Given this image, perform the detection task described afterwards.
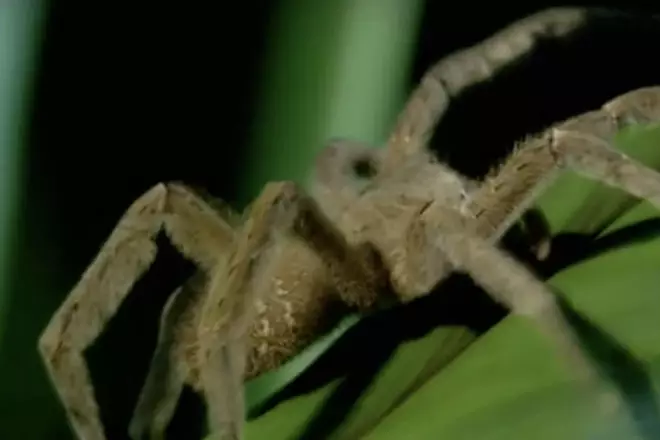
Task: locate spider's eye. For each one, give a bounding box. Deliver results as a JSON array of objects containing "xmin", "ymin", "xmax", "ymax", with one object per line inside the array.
[{"xmin": 352, "ymin": 157, "xmax": 377, "ymax": 180}]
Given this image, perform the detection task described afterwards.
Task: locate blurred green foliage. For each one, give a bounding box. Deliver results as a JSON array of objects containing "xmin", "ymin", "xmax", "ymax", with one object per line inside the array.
[
  {"xmin": 0, "ymin": 1, "xmax": 44, "ymax": 348},
  {"xmin": 238, "ymin": 0, "xmax": 425, "ymax": 203},
  {"xmin": 0, "ymin": 2, "xmax": 52, "ymax": 438}
]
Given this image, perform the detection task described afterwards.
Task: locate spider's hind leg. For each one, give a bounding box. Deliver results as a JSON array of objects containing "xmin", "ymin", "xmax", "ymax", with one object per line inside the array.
[{"xmin": 129, "ymin": 271, "xmax": 210, "ymax": 440}]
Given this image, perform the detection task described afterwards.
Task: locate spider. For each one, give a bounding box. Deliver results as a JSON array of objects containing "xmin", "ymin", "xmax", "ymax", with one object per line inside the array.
[{"xmin": 38, "ymin": 7, "xmax": 660, "ymax": 440}]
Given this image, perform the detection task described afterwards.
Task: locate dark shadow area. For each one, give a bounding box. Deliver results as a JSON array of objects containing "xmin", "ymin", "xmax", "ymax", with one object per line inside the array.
[
  {"xmin": 543, "ymin": 218, "xmax": 660, "ymax": 277},
  {"xmin": 558, "ymin": 295, "xmax": 660, "ymax": 440},
  {"xmin": 291, "ymin": 324, "xmax": 400, "ymax": 440},
  {"xmin": 167, "ymin": 386, "xmax": 206, "ymax": 440}
]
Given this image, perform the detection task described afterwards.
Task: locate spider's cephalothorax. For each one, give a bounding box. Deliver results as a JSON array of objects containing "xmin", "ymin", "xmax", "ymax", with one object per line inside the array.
[
  {"xmin": 312, "ymin": 140, "xmax": 475, "ymax": 299},
  {"xmin": 38, "ymin": 7, "xmax": 660, "ymax": 440}
]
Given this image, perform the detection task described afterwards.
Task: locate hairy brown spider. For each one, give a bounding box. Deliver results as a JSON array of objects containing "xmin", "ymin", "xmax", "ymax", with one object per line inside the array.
[{"xmin": 38, "ymin": 7, "xmax": 660, "ymax": 440}]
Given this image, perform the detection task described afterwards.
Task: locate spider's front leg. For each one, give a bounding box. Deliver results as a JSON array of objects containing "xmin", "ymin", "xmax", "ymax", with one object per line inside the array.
[
  {"xmin": 38, "ymin": 183, "xmax": 237, "ymax": 440},
  {"xmin": 381, "ymin": 7, "xmax": 588, "ymax": 173},
  {"xmin": 196, "ymin": 181, "xmax": 386, "ymax": 440},
  {"xmin": 450, "ymin": 86, "xmax": 660, "ymax": 411},
  {"xmin": 469, "ymin": 87, "xmax": 660, "ymax": 239}
]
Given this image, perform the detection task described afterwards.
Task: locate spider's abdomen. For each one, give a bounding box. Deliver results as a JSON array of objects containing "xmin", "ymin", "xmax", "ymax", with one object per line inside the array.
[{"xmin": 243, "ymin": 239, "xmax": 344, "ymax": 379}]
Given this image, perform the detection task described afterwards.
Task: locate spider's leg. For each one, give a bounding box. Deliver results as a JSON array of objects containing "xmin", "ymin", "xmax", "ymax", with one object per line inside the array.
[
  {"xmin": 129, "ymin": 271, "xmax": 209, "ymax": 440},
  {"xmin": 38, "ymin": 183, "xmax": 236, "ymax": 440},
  {"xmin": 389, "ymin": 87, "xmax": 660, "ymax": 417},
  {"xmin": 381, "ymin": 7, "xmax": 588, "ymax": 173},
  {"xmin": 407, "ymin": 86, "xmax": 659, "ymax": 419},
  {"xmin": 196, "ymin": 181, "xmax": 385, "ymax": 439},
  {"xmin": 426, "ymin": 228, "xmax": 622, "ymax": 414},
  {"xmin": 466, "ymin": 87, "xmax": 660, "ymax": 241}
]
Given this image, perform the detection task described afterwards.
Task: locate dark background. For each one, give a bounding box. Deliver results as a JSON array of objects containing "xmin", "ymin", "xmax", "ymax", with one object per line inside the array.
[{"xmin": 1, "ymin": 1, "xmax": 660, "ymax": 439}]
